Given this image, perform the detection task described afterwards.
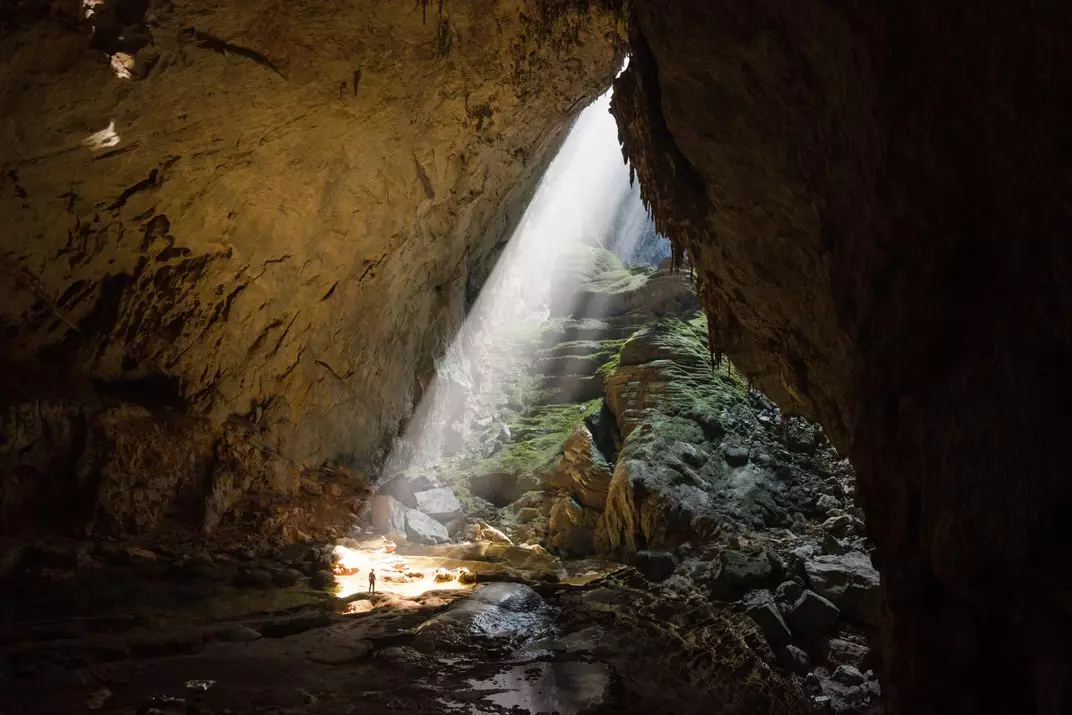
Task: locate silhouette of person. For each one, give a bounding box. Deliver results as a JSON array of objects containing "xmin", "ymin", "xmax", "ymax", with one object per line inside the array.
[{"xmin": 368, "ymin": 569, "xmax": 376, "ymax": 594}]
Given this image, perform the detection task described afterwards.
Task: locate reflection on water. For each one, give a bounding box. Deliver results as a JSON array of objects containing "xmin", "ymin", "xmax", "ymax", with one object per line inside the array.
[{"xmin": 467, "ymin": 661, "xmax": 610, "ymax": 715}]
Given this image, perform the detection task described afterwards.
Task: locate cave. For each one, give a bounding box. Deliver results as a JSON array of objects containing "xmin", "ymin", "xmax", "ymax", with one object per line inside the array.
[{"xmin": 1, "ymin": 1, "xmax": 1070, "ymax": 714}]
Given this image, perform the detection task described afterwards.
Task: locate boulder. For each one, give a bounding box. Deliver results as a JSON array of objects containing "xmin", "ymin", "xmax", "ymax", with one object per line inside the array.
[
  {"xmin": 718, "ymin": 550, "xmax": 777, "ymax": 589},
  {"xmin": 744, "ymin": 590, "xmax": 792, "ymax": 647},
  {"xmin": 461, "ymin": 520, "xmax": 513, "ymax": 544},
  {"xmin": 546, "ymin": 424, "xmax": 614, "ymax": 510},
  {"xmin": 774, "ymin": 579, "xmax": 803, "ymax": 609},
  {"xmin": 413, "ymin": 583, "xmax": 550, "ymax": 649},
  {"xmin": 804, "ymin": 552, "xmax": 882, "ymax": 627},
  {"xmin": 509, "ymin": 490, "xmax": 554, "ymax": 515},
  {"xmin": 634, "ymin": 550, "xmax": 677, "ymax": 582},
  {"xmin": 517, "ymin": 507, "xmax": 542, "ymax": 523},
  {"xmin": 826, "ymin": 637, "xmax": 873, "ymax": 671},
  {"xmin": 722, "ymin": 444, "xmax": 750, "ymax": 466},
  {"xmin": 786, "ymin": 589, "xmax": 840, "ymax": 639},
  {"xmin": 547, "ymin": 496, "xmax": 597, "ymax": 557},
  {"xmin": 376, "ymin": 474, "xmax": 418, "ymax": 507},
  {"xmin": 776, "ymin": 644, "xmax": 812, "ymax": 676},
  {"xmin": 370, "ymin": 494, "xmax": 407, "ymax": 534},
  {"xmin": 595, "ymin": 454, "xmax": 720, "ymax": 559},
  {"xmin": 815, "ymin": 494, "xmax": 841, "ymax": 514},
  {"xmin": 821, "ymin": 514, "xmax": 861, "ymax": 537},
  {"xmin": 831, "ymin": 664, "xmax": 866, "ymax": 686},
  {"xmin": 404, "ymin": 508, "xmax": 450, "ymax": 544},
  {"xmin": 414, "ymin": 487, "xmax": 463, "ymax": 522}
]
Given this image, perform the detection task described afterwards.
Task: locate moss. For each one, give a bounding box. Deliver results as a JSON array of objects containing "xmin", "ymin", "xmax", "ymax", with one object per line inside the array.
[{"xmin": 441, "ymin": 399, "xmax": 602, "ymax": 492}]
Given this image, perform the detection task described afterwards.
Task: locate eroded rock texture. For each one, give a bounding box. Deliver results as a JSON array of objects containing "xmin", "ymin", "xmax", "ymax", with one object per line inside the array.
[
  {"xmin": 0, "ymin": 0, "xmax": 622, "ymax": 531},
  {"xmin": 614, "ymin": 2, "xmax": 1072, "ymax": 713}
]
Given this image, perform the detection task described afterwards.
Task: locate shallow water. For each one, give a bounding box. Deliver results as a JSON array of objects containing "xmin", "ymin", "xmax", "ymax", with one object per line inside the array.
[{"xmin": 466, "ymin": 660, "xmax": 610, "ymax": 715}]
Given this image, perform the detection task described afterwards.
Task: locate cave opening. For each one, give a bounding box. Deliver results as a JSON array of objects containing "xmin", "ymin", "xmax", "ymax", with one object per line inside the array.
[{"xmin": 10, "ymin": 0, "xmax": 1064, "ymax": 711}]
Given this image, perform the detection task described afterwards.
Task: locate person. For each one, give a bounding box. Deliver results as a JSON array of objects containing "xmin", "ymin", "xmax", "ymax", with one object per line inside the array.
[{"xmin": 368, "ymin": 569, "xmax": 376, "ymax": 594}]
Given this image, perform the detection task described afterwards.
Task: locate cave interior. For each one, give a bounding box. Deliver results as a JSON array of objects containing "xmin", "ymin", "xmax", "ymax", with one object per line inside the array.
[{"xmin": 1, "ymin": 1, "xmax": 1070, "ymax": 714}]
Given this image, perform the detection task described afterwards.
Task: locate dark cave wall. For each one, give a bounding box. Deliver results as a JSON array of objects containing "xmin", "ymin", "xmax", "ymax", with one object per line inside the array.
[
  {"xmin": 0, "ymin": 0, "xmax": 623, "ymax": 534},
  {"xmin": 614, "ymin": 1, "xmax": 1072, "ymax": 713}
]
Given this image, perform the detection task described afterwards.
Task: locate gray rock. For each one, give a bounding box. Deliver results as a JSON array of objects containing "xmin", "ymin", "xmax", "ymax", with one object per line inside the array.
[
  {"xmin": 774, "ymin": 579, "xmax": 804, "ymax": 608},
  {"xmin": 722, "ymin": 444, "xmax": 750, "ymax": 466},
  {"xmin": 370, "ymin": 494, "xmax": 407, "ymax": 534},
  {"xmin": 376, "ymin": 474, "xmax": 418, "ymax": 507},
  {"xmin": 822, "ymin": 514, "xmax": 859, "ymax": 537},
  {"xmin": 669, "ymin": 441, "xmax": 707, "ymax": 469},
  {"xmin": 413, "ymin": 583, "xmax": 550, "ymax": 649},
  {"xmin": 776, "ymin": 644, "xmax": 812, "ymax": 676},
  {"xmin": 719, "ymin": 549, "xmax": 775, "ymax": 589},
  {"xmin": 815, "ymin": 494, "xmax": 841, "ymax": 514},
  {"xmin": 826, "ymin": 637, "xmax": 872, "ymax": 670},
  {"xmin": 831, "ymin": 664, "xmax": 866, "ymax": 686},
  {"xmin": 787, "ymin": 589, "xmax": 840, "ymax": 638},
  {"xmin": 821, "ymin": 532, "xmax": 847, "ymax": 555},
  {"xmin": 744, "ymin": 590, "xmax": 792, "ymax": 647},
  {"xmin": 634, "ymin": 550, "xmax": 677, "ymax": 582},
  {"xmin": 405, "ymin": 508, "xmax": 450, "ymax": 544},
  {"xmin": 805, "ymin": 552, "xmax": 882, "ymax": 627},
  {"xmin": 414, "ymin": 487, "xmax": 463, "ymax": 522}
]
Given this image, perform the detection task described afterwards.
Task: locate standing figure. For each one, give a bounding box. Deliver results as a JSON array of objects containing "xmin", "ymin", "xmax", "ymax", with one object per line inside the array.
[{"xmin": 368, "ymin": 569, "xmax": 376, "ymax": 594}]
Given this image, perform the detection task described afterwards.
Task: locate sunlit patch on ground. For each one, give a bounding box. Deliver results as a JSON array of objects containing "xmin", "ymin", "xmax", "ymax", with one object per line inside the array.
[{"xmin": 331, "ymin": 543, "xmax": 476, "ymax": 600}]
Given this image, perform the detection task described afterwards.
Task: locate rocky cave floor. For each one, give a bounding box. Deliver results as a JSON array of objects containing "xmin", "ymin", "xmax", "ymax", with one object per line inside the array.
[
  {"xmin": 1, "ymin": 254, "xmax": 884, "ymax": 714},
  {"xmin": 0, "ymin": 533, "xmax": 873, "ymax": 715}
]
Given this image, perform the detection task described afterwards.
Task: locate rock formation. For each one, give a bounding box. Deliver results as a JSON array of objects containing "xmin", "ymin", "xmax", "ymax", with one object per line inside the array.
[
  {"xmin": 612, "ymin": 2, "xmax": 1072, "ymax": 713},
  {"xmin": 1, "ymin": 0, "xmax": 623, "ymax": 533},
  {"xmin": 2, "ymin": 1, "xmax": 1070, "ymax": 713}
]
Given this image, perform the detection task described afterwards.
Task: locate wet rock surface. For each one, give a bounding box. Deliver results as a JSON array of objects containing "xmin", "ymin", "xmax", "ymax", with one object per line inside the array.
[
  {"xmin": 369, "ymin": 247, "xmax": 883, "ymax": 713},
  {"xmin": 0, "ymin": 539, "xmax": 814, "ymax": 715}
]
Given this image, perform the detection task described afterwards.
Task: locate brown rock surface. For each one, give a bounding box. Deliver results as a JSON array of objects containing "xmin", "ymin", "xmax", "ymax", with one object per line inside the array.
[
  {"xmin": 614, "ymin": 2, "xmax": 1072, "ymax": 713},
  {"xmin": 0, "ymin": 0, "xmax": 623, "ymax": 472},
  {"xmin": 546, "ymin": 423, "xmax": 613, "ymax": 509},
  {"xmin": 0, "ymin": 0, "xmax": 623, "ymax": 534}
]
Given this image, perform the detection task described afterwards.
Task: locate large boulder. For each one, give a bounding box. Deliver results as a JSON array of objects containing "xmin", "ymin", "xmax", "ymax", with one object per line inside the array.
[
  {"xmin": 546, "ymin": 424, "xmax": 614, "ymax": 510},
  {"xmin": 414, "ymin": 487, "xmax": 463, "ymax": 523},
  {"xmin": 595, "ymin": 451, "xmax": 721, "ymax": 559},
  {"xmin": 413, "ymin": 583, "xmax": 550, "ymax": 650},
  {"xmin": 547, "ymin": 496, "xmax": 598, "ymax": 557},
  {"xmin": 404, "ymin": 508, "xmax": 449, "ymax": 545},
  {"xmin": 805, "ymin": 552, "xmax": 882, "ymax": 627},
  {"xmin": 370, "ymin": 494, "xmax": 407, "ymax": 534},
  {"xmin": 744, "ymin": 590, "xmax": 792, "ymax": 647},
  {"xmin": 634, "ymin": 550, "xmax": 678, "ymax": 582},
  {"xmin": 786, "ymin": 589, "xmax": 841, "ymax": 639}
]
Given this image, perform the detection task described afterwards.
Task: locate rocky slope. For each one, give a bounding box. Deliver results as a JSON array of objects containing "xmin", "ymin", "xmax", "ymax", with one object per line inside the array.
[
  {"xmin": 365, "ymin": 246, "xmax": 882, "ymax": 712},
  {"xmin": 0, "ymin": 0, "xmax": 623, "ymax": 534},
  {"xmin": 612, "ymin": 2, "xmax": 1072, "ymax": 713}
]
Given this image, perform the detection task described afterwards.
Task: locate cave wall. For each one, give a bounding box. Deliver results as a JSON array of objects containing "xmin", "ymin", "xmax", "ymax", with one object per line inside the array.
[
  {"xmin": 614, "ymin": 1, "xmax": 1072, "ymax": 713},
  {"xmin": 0, "ymin": 0, "xmax": 623, "ymax": 529}
]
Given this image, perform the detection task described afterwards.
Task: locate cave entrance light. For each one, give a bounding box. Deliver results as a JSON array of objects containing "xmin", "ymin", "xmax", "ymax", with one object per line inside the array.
[{"xmin": 384, "ymin": 82, "xmax": 660, "ymax": 484}]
